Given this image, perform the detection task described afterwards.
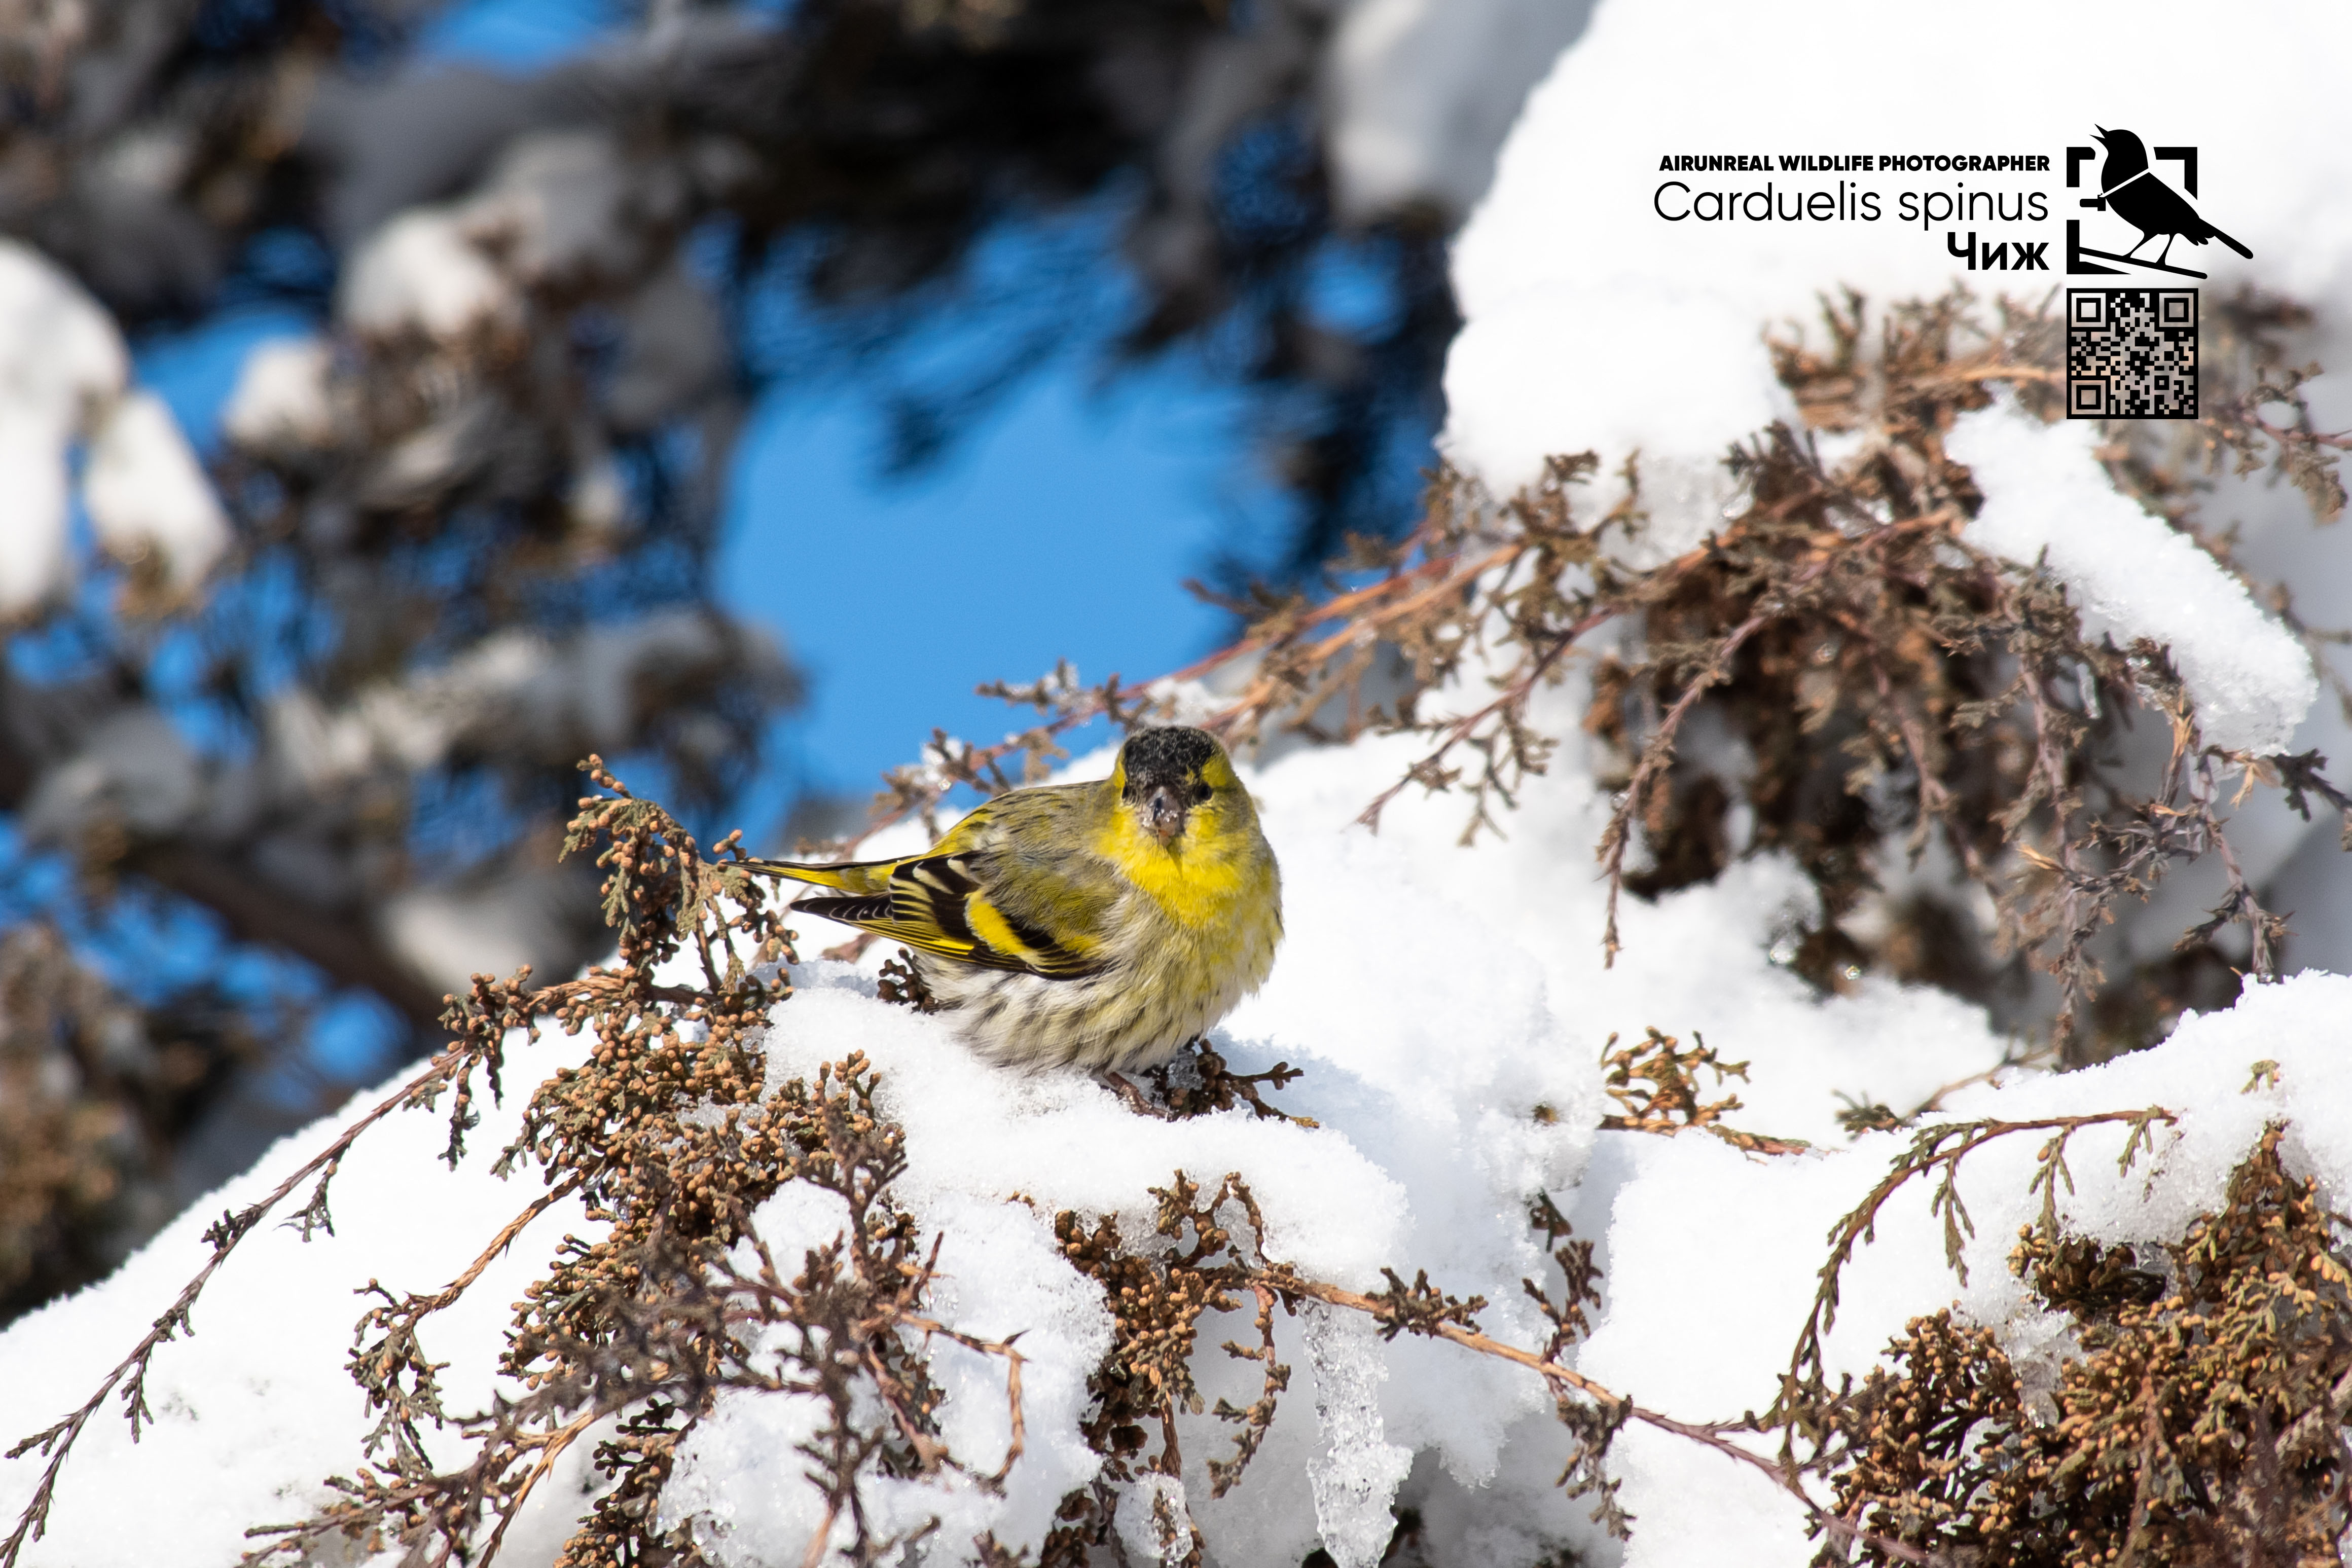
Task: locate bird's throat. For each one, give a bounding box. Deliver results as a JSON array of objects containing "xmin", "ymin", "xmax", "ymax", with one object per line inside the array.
[{"xmin": 1095, "ymin": 812, "xmax": 1250, "ymax": 927}]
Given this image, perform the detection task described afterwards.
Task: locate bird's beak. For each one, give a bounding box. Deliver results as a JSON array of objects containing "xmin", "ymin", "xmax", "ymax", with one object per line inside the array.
[
  {"xmin": 2093, "ymin": 126, "xmax": 2108, "ymax": 143},
  {"xmin": 1144, "ymin": 785, "xmax": 1187, "ymax": 844}
]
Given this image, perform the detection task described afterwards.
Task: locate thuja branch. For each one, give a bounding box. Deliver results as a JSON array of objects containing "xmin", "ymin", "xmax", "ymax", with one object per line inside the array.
[
  {"xmin": 0, "ymin": 995, "xmax": 532, "ymax": 1568},
  {"xmin": 1780, "ymin": 1107, "xmax": 2179, "ymax": 1456},
  {"xmin": 11, "ymin": 763, "xmax": 805, "ymax": 1568}
]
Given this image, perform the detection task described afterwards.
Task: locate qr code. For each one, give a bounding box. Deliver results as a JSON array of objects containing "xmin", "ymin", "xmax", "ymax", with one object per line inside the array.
[{"xmin": 2067, "ymin": 288, "xmax": 2197, "ymax": 419}]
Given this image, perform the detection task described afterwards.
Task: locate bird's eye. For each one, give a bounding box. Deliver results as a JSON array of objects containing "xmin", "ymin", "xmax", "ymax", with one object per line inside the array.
[{"xmin": 1189, "ymin": 781, "xmax": 1212, "ymax": 805}]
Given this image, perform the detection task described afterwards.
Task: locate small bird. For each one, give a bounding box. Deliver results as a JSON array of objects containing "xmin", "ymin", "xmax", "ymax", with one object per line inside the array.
[
  {"xmin": 752, "ymin": 726, "xmax": 1282, "ymax": 1073},
  {"xmin": 2088, "ymin": 127, "xmax": 2252, "ymax": 269}
]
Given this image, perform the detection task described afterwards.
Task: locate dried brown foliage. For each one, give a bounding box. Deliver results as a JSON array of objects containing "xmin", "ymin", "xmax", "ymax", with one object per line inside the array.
[
  {"xmin": 1831, "ymin": 1126, "xmax": 2352, "ymax": 1565},
  {"xmin": 1044, "ymin": 1170, "xmax": 1280, "ymax": 1564},
  {"xmin": 884, "ymin": 287, "xmax": 2349, "ymax": 1068},
  {"xmin": 1598, "ymin": 1026, "xmax": 1808, "ymax": 1155},
  {"xmin": 0, "ymin": 930, "xmax": 141, "ymax": 1314},
  {"xmin": 0, "ymin": 924, "xmax": 261, "ymax": 1320},
  {"xmin": 2, "ymin": 763, "xmax": 1033, "ymax": 1568},
  {"xmin": 1097, "ymin": 1036, "xmax": 1321, "ymax": 1128},
  {"xmin": 233, "ymin": 768, "xmax": 1031, "ymax": 1568},
  {"xmin": 1776, "ymin": 1107, "xmax": 2179, "ymax": 1469}
]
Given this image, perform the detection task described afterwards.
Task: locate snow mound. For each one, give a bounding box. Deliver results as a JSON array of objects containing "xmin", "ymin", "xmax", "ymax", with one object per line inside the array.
[{"xmin": 1445, "ymin": 0, "xmax": 2352, "ymax": 712}]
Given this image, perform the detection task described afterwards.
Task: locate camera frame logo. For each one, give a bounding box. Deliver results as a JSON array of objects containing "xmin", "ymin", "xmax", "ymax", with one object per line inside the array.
[{"xmin": 2064, "ymin": 127, "xmax": 2248, "ymax": 421}]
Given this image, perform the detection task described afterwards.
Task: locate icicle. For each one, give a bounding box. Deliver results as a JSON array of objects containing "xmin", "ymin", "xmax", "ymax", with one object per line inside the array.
[{"xmin": 1299, "ymin": 1300, "xmax": 1415, "ymax": 1568}]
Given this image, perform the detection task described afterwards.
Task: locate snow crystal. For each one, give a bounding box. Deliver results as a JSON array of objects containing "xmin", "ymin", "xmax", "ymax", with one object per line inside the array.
[
  {"xmin": 82, "ymin": 389, "xmax": 233, "ymax": 592},
  {"xmin": 1946, "ymin": 399, "xmax": 2315, "ymax": 752}
]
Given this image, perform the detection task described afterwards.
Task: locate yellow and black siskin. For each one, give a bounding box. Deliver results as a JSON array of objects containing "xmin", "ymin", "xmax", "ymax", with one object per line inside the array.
[{"xmin": 749, "ymin": 726, "xmax": 1282, "ymax": 1073}]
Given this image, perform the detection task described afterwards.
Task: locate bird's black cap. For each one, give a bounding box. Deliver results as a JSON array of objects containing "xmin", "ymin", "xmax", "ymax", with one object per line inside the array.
[{"xmin": 1119, "ymin": 726, "xmax": 1217, "ymax": 796}]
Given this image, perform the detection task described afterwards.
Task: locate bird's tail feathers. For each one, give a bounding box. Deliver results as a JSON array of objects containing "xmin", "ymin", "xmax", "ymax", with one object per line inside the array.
[
  {"xmin": 741, "ymin": 856, "xmax": 898, "ymax": 895},
  {"xmin": 2215, "ymin": 227, "xmax": 2253, "ymax": 260}
]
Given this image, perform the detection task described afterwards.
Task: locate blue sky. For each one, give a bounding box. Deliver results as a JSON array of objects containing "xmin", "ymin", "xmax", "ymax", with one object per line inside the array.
[{"xmin": 718, "ymin": 354, "xmax": 1262, "ymax": 818}]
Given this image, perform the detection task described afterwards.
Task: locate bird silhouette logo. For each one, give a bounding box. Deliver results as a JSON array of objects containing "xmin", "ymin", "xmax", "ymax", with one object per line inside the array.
[{"xmin": 2067, "ymin": 128, "xmax": 2252, "ymax": 278}]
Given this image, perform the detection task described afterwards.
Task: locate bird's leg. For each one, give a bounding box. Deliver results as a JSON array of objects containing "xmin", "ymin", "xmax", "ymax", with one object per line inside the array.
[
  {"xmin": 2122, "ymin": 231, "xmax": 2155, "ymax": 260},
  {"xmin": 2155, "ymin": 232, "xmax": 2177, "ymax": 268}
]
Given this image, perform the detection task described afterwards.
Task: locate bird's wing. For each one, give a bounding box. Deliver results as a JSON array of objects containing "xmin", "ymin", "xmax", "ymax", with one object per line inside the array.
[
  {"xmin": 786, "ymin": 784, "xmax": 1122, "ymax": 978},
  {"xmin": 798, "ymin": 851, "xmax": 1113, "ymax": 977}
]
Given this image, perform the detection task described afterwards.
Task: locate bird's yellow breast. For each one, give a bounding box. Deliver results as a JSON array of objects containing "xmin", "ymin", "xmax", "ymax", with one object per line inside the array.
[{"xmin": 1092, "ymin": 809, "xmax": 1271, "ymax": 933}]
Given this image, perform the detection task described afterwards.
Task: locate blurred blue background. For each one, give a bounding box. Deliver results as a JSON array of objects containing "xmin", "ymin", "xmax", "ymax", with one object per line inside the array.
[
  {"xmin": 116, "ymin": 0, "xmax": 1415, "ymax": 1091},
  {"xmin": 135, "ymin": 0, "xmax": 1301, "ymax": 836}
]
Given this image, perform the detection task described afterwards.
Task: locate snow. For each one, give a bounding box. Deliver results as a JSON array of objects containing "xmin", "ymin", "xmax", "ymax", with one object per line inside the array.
[
  {"xmin": 1322, "ymin": 0, "xmax": 1595, "ymax": 225},
  {"xmin": 221, "ymin": 335, "xmax": 336, "ymax": 452},
  {"xmin": 1441, "ymin": 0, "xmax": 2352, "ymax": 951},
  {"xmin": 3, "ymin": 623, "xmax": 2348, "ymax": 1568},
  {"xmin": 1579, "ymin": 972, "xmax": 2352, "ymax": 1568},
  {"xmin": 0, "ymin": 240, "xmax": 128, "ymax": 616},
  {"xmin": 11, "ymin": 649, "xmax": 2346, "ymax": 1568},
  {"xmin": 1946, "ymin": 399, "xmax": 2317, "ymax": 752},
  {"xmin": 468, "ymin": 131, "xmax": 669, "ymax": 288},
  {"xmin": 0, "ymin": 1031, "xmax": 602, "ymax": 1568},
  {"xmin": 339, "ymin": 207, "xmax": 520, "ymax": 339},
  {"xmin": 335, "ymin": 129, "xmax": 675, "ymax": 349},
  {"xmin": 18, "ymin": 709, "xmax": 203, "ymax": 847},
  {"xmin": 0, "ymin": 240, "xmax": 128, "ymax": 426},
  {"xmin": 0, "ymin": 240, "xmax": 229, "ymax": 615},
  {"xmin": 0, "ymin": 416, "xmax": 74, "ymax": 620},
  {"xmin": 0, "ymin": 677, "xmax": 2004, "ymax": 1567},
  {"xmin": 1297, "ymin": 1303, "xmax": 1416, "ymax": 1568},
  {"xmin": 82, "ymin": 390, "xmax": 233, "ymax": 593}
]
